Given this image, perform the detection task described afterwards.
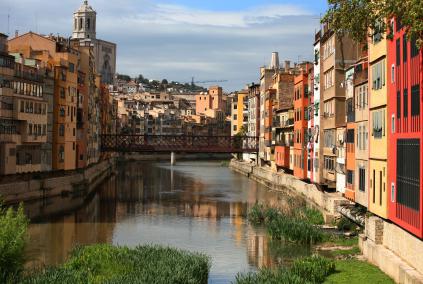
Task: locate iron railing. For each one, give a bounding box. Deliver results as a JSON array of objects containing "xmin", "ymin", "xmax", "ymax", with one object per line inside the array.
[{"xmin": 100, "ymin": 134, "xmax": 260, "ymax": 153}]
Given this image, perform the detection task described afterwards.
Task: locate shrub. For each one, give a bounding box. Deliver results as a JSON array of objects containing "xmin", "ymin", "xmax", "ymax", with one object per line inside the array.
[
  {"xmin": 23, "ymin": 244, "xmax": 211, "ymax": 284},
  {"xmin": 248, "ymin": 204, "xmax": 266, "ymax": 225},
  {"xmin": 336, "ymin": 216, "xmax": 357, "ymax": 231},
  {"xmin": 267, "ymin": 217, "xmax": 325, "ymax": 244},
  {"xmin": 0, "ymin": 203, "xmax": 29, "ymax": 283},
  {"xmin": 291, "ymin": 255, "xmax": 335, "ymax": 283},
  {"xmin": 296, "ymin": 208, "xmax": 325, "ymax": 225},
  {"xmin": 234, "ymin": 255, "xmax": 335, "ymax": 284}
]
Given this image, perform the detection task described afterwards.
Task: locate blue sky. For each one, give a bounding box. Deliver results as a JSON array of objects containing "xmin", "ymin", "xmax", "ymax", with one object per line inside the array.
[{"xmin": 0, "ymin": 0, "xmax": 328, "ymax": 91}]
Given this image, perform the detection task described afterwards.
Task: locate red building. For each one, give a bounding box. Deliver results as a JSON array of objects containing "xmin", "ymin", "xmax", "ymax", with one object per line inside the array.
[
  {"xmin": 388, "ymin": 19, "xmax": 423, "ymax": 238},
  {"xmin": 293, "ymin": 63, "xmax": 312, "ymax": 180}
]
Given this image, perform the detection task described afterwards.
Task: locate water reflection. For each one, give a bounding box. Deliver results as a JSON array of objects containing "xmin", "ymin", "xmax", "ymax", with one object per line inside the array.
[{"xmin": 26, "ymin": 161, "xmax": 311, "ymax": 283}]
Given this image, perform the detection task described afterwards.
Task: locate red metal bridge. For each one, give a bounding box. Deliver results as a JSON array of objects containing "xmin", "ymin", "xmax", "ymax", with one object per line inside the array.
[{"xmin": 100, "ymin": 135, "xmax": 259, "ymax": 153}]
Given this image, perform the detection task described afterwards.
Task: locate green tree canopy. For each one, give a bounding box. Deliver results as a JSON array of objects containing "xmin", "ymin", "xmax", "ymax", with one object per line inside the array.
[{"xmin": 322, "ymin": 0, "xmax": 423, "ymax": 48}]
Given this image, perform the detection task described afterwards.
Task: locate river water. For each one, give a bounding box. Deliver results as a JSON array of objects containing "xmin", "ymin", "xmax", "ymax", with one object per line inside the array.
[{"xmin": 25, "ymin": 161, "xmax": 311, "ymax": 283}]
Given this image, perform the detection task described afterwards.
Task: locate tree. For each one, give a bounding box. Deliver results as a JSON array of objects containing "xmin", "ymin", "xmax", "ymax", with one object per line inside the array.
[
  {"xmin": 322, "ymin": 0, "xmax": 423, "ymax": 48},
  {"xmin": 117, "ymin": 74, "xmax": 131, "ymax": 82},
  {"xmin": 161, "ymin": 79, "xmax": 168, "ymax": 85}
]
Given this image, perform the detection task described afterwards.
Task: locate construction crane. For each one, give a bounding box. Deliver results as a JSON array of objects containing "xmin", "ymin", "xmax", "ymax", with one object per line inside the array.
[{"xmin": 190, "ymin": 77, "xmax": 228, "ymax": 85}]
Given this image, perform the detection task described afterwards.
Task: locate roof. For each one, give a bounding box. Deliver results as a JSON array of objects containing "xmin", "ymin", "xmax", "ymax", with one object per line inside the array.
[{"xmin": 75, "ymin": 1, "xmax": 96, "ymax": 13}]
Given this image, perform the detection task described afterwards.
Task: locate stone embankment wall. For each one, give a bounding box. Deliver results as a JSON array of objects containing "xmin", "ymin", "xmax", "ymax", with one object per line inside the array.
[
  {"xmin": 229, "ymin": 159, "xmax": 348, "ymax": 222},
  {"xmin": 0, "ymin": 158, "xmax": 116, "ymax": 205},
  {"xmin": 360, "ymin": 217, "xmax": 423, "ymax": 284},
  {"xmin": 230, "ymin": 159, "xmax": 423, "ymax": 284}
]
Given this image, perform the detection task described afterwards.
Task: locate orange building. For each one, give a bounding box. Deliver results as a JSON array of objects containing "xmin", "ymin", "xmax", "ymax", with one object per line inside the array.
[
  {"xmin": 293, "ymin": 63, "xmax": 312, "ymax": 180},
  {"xmin": 195, "ymin": 86, "xmax": 224, "ymax": 115},
  {"xmin": 263, "ymin": 89, "xmax": 275, "ymax": 152},
  {"xmin": 8, "ymin": 32, "xmax": 79, "ymax": 170}
]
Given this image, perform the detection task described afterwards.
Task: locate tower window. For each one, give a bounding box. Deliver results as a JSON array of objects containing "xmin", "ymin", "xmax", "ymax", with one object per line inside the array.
[
  {"xmin": 79, "ymin": 18, "xmax": 83, "ymax": 30},
  {"xmin": 74, "ymin": 18, "xmax": 77, "ymax": 30},
  {"xmin": 87, "ymin": 18, "xmax": 90, "ymax": 30}
]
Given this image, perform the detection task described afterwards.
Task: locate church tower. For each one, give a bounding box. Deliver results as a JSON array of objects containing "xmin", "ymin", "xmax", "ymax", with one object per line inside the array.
[{"xmin": 72, "ymin": 1, "xmax": 96, "ymax": 40}]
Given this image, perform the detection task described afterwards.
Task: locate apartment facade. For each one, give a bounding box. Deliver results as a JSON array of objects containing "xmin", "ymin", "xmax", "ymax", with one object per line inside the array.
[
  {"xmin": 368, "ymin": 28, "xmax": 388, "ymax": 218},
  {"xmin": 344, "ymin": 67, "xmax": 355, "ymax": 198},
  {"xmin": 313, "ymin": 31, "xmax": 322, "ymax": 184},
  {"xmin": 0, "ymin": 34, "xmax": 51, "ymax": 174},
  {"xmin": 320, "ymin": 28, "xmax": 357, "ymax": 188},
  {"xmin": 388, "ymin": 19, "xmax": 423, "ymax": 237},
  {"xmin": 353, "ymin": 54, "xmax": 370, "ymax": 207},
  {"xmin": 9, "ymin": 32, "xmax": 79, "ymax": 170},
  {"xmin": 293, "ymin": 64, "xmax": 311, "ymax": 180}
]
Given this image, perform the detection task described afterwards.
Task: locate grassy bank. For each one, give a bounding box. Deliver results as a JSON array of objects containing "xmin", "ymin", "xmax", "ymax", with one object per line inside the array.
[
  {"xmin": 324, "ymin": 260, "xmax": 395, "ymax": 284},
  {"xmin": 23, "ymin": 244, "xmax": 211, "ymax": 284}
]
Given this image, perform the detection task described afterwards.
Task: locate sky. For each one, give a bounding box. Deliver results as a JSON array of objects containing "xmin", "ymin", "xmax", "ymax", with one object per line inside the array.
[{"xmin": 0, "ymin": 0, "xmax": 328, "ymax": 91}]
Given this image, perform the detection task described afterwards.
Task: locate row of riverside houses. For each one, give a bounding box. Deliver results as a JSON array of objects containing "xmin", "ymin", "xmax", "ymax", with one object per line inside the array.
[
  {"xmin": 0, "ymin": 1, "xmax": 117, "ymax": 175},
  {"xmin": 232, "ymin": 20, "xmax": 423, "ymax": 238}
]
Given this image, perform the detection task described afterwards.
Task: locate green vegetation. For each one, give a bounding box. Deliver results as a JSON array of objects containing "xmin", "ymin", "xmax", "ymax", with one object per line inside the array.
[
  {"xmin": 23, "ymin": 244, "xmax": 211, "ymax": 284},
  {"xmin": 296, "ymin": 207, "xmax": 325, "ymax": 225},
  {"xmin": 323, "ymin": 0, "xmax": 423, "ymax": 48},
  {"xmin": 324, "ymin": 259, "xmax": 395, "ymax": 284},
  {"xmin": 235, "ymin": 255, "xmax": 335, "ymax": 284},
  {"xmin": 336, "ymin": 216, "xmax": 357, "ymax": 232},
  {"xmin": 0, "ymin": 203, "xmax": 29, "ymax": 283},
  {"xmin": 248, "ymin": 204, "xmax": 325, "ymax": 244}
]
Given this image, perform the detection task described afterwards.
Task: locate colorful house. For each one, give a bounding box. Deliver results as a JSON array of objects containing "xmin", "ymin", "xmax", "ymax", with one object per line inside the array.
[{"xmin": 388, "ymin": 18, "xmax": 423, "ymax": 237}]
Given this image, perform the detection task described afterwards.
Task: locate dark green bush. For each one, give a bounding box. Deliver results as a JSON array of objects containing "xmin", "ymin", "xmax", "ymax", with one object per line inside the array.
[
  {"xmin": 23, "ymin": 244, "xmax": 211, "ymax": 284},
  {"xmin": 0, "ymin": 203, "xmax": 29, "ymax": 283},
  {"xmin": 234, "ymin": 268, "xmax": 308, "ymax": 284}
]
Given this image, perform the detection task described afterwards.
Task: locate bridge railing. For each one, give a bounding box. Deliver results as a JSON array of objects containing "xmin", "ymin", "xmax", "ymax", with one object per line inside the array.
[{"xmin": 100, "ymin": 134, "xmax": 259, "ymax": 153}]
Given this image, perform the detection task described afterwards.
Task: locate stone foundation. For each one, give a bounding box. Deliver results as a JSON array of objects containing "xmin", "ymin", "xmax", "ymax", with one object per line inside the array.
[
  {"xmin": 0, "ymin": 158, "xmax": 116, "ymax": 205},
  {"xmin": 229, "ymin": 159, "xmax": 348, "ymax": 223}
]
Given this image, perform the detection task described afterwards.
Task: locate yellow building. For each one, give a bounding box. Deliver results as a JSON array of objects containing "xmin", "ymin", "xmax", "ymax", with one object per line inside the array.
[
  {"xmin": 368, "ymin": 29, "xmax": 388, "ymax": 218},
  {"xmin": 231, "ymin": 90, "xmax": 248, "ymax": 135},
  {"xmin": 8, "ymin": 32, "xmax": 79, "ymax": 170}
]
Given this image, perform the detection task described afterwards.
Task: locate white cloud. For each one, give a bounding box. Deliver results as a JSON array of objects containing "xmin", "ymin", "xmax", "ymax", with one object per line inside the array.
[{"xmin": 0, "ymin": 0, "xmax": 320, "ymax": 91}]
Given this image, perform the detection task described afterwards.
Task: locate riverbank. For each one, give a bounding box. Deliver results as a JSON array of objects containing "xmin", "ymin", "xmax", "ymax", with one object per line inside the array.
[
  {"xmin": 230, "ymin": 159, "xmax": 423, "ymax": 284},
  {"xmin": 0, "ymin": 158, "xmax": 116, "ymax": 206}
]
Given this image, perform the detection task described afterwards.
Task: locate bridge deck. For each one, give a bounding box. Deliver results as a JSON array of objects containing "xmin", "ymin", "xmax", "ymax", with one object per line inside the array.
[{"xmin": 100, "ymin": 135, "xmax": 259, "ymax": 153}]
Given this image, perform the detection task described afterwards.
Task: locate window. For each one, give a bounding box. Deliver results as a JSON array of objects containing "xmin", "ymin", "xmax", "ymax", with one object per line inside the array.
[
  {"xmin": 59, "ymin": 107, "xmax": 65, "ymax": 117},
  {"xmin": 59, "ymin": 146, "xmax": 65, "ymax": 162},
  {"xmin": 403, "ymin": 88, "xmax": 408, "ymax": 118},
  {"xmin": 324, "ymin": 129, "xmax": 335, "ymax": 148},
  {"xmin": 87, "ymin": 18, "xmax": 90, "ymax": 30},
  {"xmin": 59, "ymin": 124, "xmax": 65, "ymax": 136},
  {"xmin": 411, "ymin": 36, "xmax": 419, "ymax": 58},
  {"xmin": 347, "ymin": 170, "xmax": 354, "ymax": 185},
  {"xmin": 233, "ymin": 125, "xmax": 237, "ymax": 131},
  {"xmin": 60, "ymin": 87, "xmax": 65, "ymax": 98},
  {"xmin": 372, "ymin": 109, "xmax": 385, "ymax": 139},
  {"xmin": 346, "ymin": 129, "xmax": 354, "ymax": 143},
  {"xmin": 372, "ymin": 21, "xmax": 383, "ymax": 44},
  {"xmin": 324, "ymin": 156, "xmax": 335, "ymax": 172},
  {"xmin": 323, "ymin": 36, "xmax": 335, "ymax": 59},
  {"xmin": 403, "ymin": 35, "xmax": 407, "ymax": 63},
  {"xmin": 359, "ymin": 168, "xmax": 366, "ymax": 192},
  {"xmin": 69, "ymin": 63, "xmax": 75, "ymax": 73},
  {"xmin": 411, "ymin": 85, "xmax": 420, "ymax": 117},
  {"xmin": 391, "ymin": 65, "xmax": 395, "ymax": 83},
  {"xmin": 79, "ymin": 18, "xmax": 83, "ymax": 30},
  {"xmin": 233, "ymin": 114, "xmax": 237, "ymax": 120},
  {"xmin": 20, "ymin": 101, "xmax": 24, "ymax": 112},
  {"xmin": 397, "ymin": 139, "xmax": 420, "ymax": 211},
  {"xmin": 396, "ymin": 39, "xmax": 401, "ymax": 66},
  {"xmin": 371, "ymin": 59, "xmax": 385, "ymax": 90},
  {"xmin": 324, "ymin": 68, "xmax": 334, "ymax": 89},
  {"xmin": 397, "ymin": 90, "xmax": 401, "ymax": 119}
]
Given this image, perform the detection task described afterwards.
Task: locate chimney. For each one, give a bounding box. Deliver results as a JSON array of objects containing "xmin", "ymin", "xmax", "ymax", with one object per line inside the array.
[
  {"xmin": 15, "ymin": 30, "xmax": 19, "ymax": 38},
  {"xmin": 284, "ymin": 60, "xmax": 291, "ymax": 72},
  {"xmin": 270, "ymin": 52, "xmax": 279, "ymax": 70}
]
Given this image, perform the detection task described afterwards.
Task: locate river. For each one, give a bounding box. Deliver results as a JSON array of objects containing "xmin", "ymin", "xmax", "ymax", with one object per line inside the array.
[{"xmin": 25, "ymin": 161, "xmax": 311, "ymax": 283}]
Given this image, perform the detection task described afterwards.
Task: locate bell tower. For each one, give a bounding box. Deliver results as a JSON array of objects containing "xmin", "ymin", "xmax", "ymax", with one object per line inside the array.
[{"xmin": 72, "ymin": 0, "xmax": 96, "ymax": 40}]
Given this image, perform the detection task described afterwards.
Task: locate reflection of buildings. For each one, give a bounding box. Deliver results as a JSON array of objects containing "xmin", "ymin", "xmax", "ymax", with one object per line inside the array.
[{"xmin": 247, "ymin": 230, "xmax": 271, "ymax": 269}]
